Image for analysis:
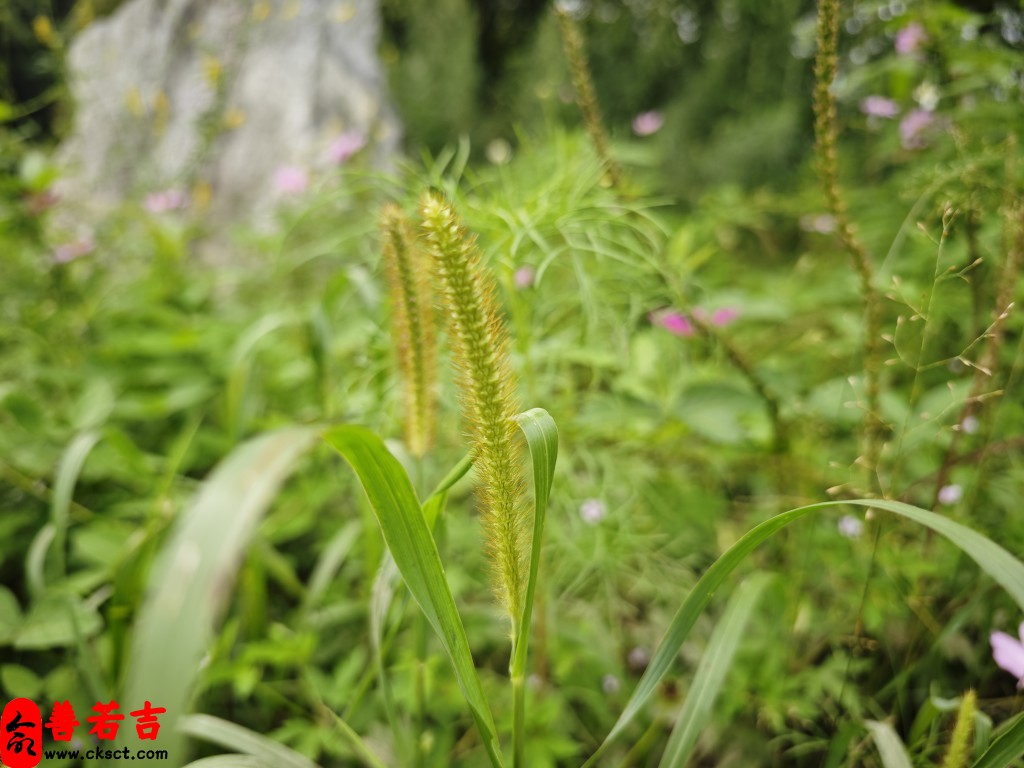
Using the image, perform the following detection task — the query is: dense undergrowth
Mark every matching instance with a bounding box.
[3,1,1024,767]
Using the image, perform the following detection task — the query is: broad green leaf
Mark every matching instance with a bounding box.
[865,720,915,768]
[583,498,1024,765]
[179,714,318,768]
[14,594,102,649]
[322,425,504,768]
[971,712,1024,768]
[0,586,22,645]
[659,573,772,768]
[126,427,319,760]
[1,664,43,699]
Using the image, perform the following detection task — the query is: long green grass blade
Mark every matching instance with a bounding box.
[659,572,772,768]
[179,714,318,768]
[126,427,319,760]
[865,720,915,768]
[182,757,277,768]
[583,498,1024,765]
[509,409,558,768]
[322,425,504,768]
[971,712,1024,768]
[511,408,558,675]
[50,430,101,581]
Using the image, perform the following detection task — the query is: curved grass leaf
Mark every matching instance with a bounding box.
[182,757,277,768]
[179,714,318,768]
[583,498,1024,766]
[510,408,559,768]
[51,431,102,583]
[126,427,319,760]
[322,425,504,768]
[511,408,558,676]
[659,572,772,768]
[865,720,915,768]
[971,712,1024,768]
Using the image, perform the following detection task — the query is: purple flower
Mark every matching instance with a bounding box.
[53,234,95,264]
[655,310,694,337]
[327,130,367,165]
[838,514,864,539]
[859,95,900,119]
[991,623,1024,687]
[961,415,980,434]
[514,266,535,290]
[632,110,664,137]
[711,307,739,326]
[274,165,309,195]
[899,109,936,150]
[938,484,963,505]
[144,189,188,213]
[602,674,621,695]
[580,498,606,525]
[895,22,927,55]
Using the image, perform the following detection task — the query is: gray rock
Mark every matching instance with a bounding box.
[56,0,399,225]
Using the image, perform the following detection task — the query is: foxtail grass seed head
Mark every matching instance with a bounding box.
[380,203,436,458]
[555,6,620,187]
[419,192,529,625]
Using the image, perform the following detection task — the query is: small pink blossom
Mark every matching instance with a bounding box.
[711,307,739,326]
[838,514,864,539]
[859,95,900,119]
[579,498,606,525]
[991,623,1024,687]
[327,130,367,165]
[657,311,695,337]
[632,110,664,137]
[938,484,963,505]
[274,165,309,195]
[899,109,936,150]
[53,234,95,264]
[144,189,188,213]
[602,674,621,695]
[895,22,927,55]
[514,266,535,290]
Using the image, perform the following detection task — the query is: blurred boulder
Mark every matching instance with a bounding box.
[56,0,399,224]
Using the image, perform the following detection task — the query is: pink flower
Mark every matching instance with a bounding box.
[53,234,95,264]
[144,189,188,213]
[895,22,927,55]
[991,623,1024,687]
[632,110,664,137]
[937,484,963,505]
[274,165,309,195]
[899,109,936,150]
[711,307,739,326]
[513,266,535,290]
[327,130,367,165]
[656,310,694,337]
[579,498,606,525]
[859,96,900,119]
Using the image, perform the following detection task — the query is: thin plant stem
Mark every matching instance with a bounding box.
[932,170,1022,507]
[813,0,885,494]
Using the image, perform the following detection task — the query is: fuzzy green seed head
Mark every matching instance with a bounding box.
[380,203,436,458]
[419,192,529,624]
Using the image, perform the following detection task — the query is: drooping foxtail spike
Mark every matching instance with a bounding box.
[380,203,437,458]
[419,192,528,626]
